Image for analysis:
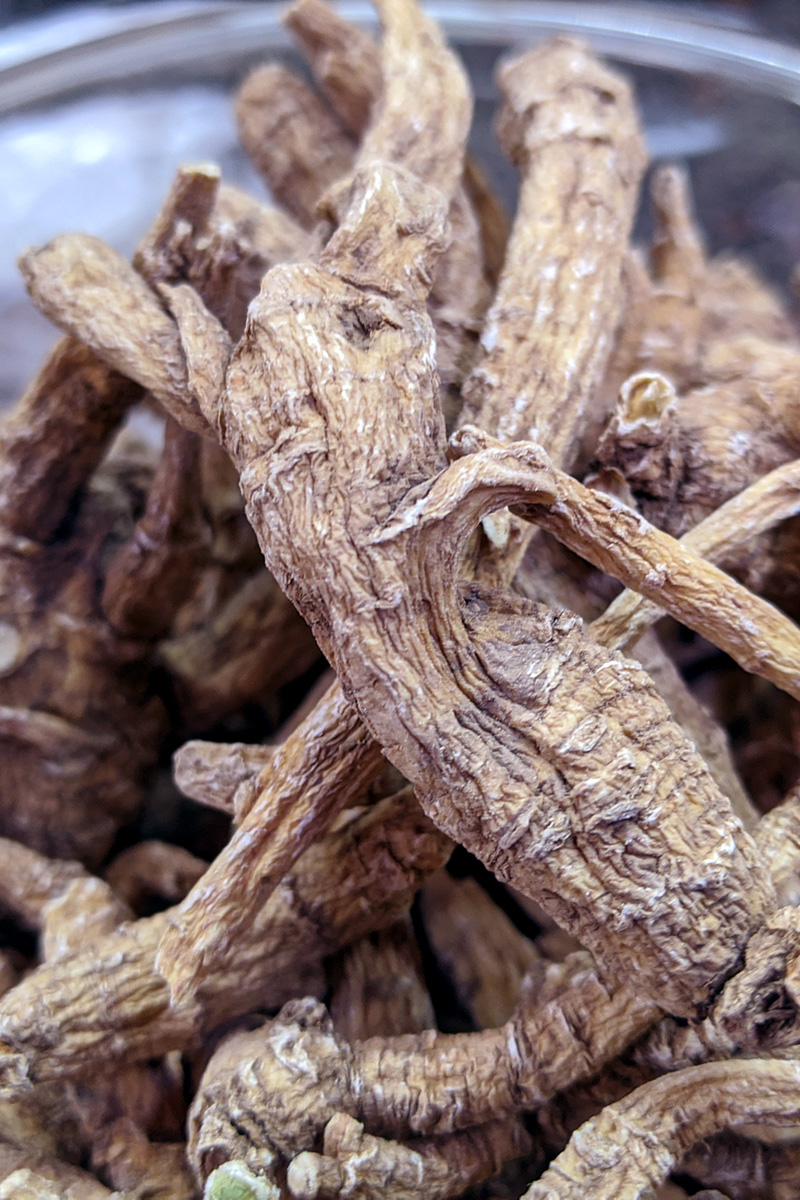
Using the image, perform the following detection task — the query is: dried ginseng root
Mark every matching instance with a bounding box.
[236,63,355,229]
[526,1060,800,1200]
[0,426,170,863]
[21,21,786,1025]
[281,0,492,403]
[680,1129,800,1199]
[328,915,435,1041]
[595,172,800,616]
[305,914,533,1200]
[160,156,781,1020]
[0,165,311,863]
[187,956,655,1188]
[417,870,539,1028]
[286,1112,532,1200]
[0,786,450,1088]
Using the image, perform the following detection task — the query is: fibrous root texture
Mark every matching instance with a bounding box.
[2,1,800,1198]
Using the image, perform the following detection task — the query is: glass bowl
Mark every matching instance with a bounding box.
[3,1,800,404]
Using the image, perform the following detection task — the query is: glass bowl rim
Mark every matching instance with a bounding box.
[4,0,800,116]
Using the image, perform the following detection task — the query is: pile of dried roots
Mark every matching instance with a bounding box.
[3,1,800,1197]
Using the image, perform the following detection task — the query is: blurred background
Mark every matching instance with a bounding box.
[2,0,800,37]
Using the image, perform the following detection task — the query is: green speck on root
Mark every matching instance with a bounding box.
[204,1161,279,1200]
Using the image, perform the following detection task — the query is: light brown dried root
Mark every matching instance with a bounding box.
[753,783,800,906]
[156,683,386,1003]
[86,1117,195,1200]
[104,841,208,913]
[537,914,800,1157]
[286,1112,531,1200]
[0,788,449,1089]
[353,0,470,205]
[101,419,209,639]
[172,739,274,817]
[213,151,780,1016]
[285,0,487,402]
[514,543,757,830]
[418,871,538,1028]
[20,234,208,437]
[526,1060,800,1200]
[328,916,435,1040]
[681,1129,800,1200]
[591,450,800,653]
[235,65,355,229]
[459,37,646,472]
[635,164,706,388]
[160,569,319,732]
[26,160,779,1018]
[21,13,790,1040]
[630,632,757,832]
[285,0,509,285]
[460,427,800,703]
[283,0,381,138]
[0,447,167,863]
[594,344,800,579]
[187,956,656,1183]
[136,168,315,333]
[461,156,510,289]
[0,1161,113,1199]
[0,338,140,543]
[632,163,794,391]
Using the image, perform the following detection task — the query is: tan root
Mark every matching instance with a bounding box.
[526,1060,800,1200]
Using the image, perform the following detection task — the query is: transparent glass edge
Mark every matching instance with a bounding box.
[4,1,800,114]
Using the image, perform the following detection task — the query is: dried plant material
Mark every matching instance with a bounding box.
[31,140,782,1017]
[101,419,208,639]
[17,18,800,1200]
[285,0,490,401]
[156,684,386,1003]
[463,425,800,703]
[595,345,800,556]
[0,431,176,863]
[212,149,781,1018]
[635,164,706,388]
[514,542,756,829]
[0,338,140,543]
[19,234,208,437]
[461,156,510,289]
[286,1112,531,1200]
[681,1130,800,1200]
[236,64,355,229]
[134,167,314,334]
[160,570,319,731]
[86,1117,195,1200]
[633,164,793,390]
[459,38,646,471]
[526,1059,800,1200]
[630,632,757,832]
[711,908,800,1049]
[418,871,538,1028]
[328,916,435,1040]
[591,451,800,653]
[0,788,449,1089]
[753,784,800,906]
[104,841,208,912]
[354,0,470,205]
[283,0,381,138]
[0,1164,113,1199]
[575,249,652,475]
[187,958,656,1184]
[172,740,274,817]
